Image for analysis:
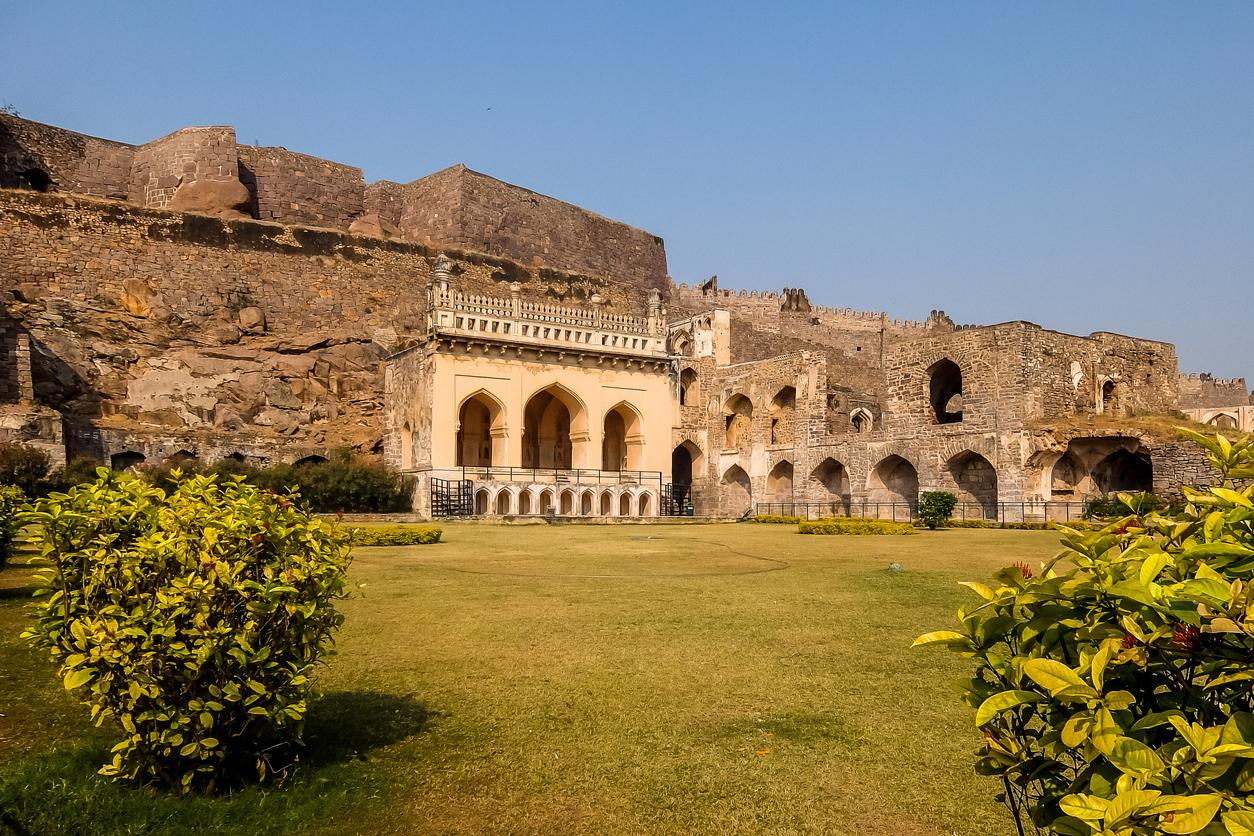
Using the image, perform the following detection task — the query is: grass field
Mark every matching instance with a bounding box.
[0,523,1065,836]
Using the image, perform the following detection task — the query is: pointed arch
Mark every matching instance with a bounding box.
[600,491,613,515]
[810,457,851,514]
[602,400,645,471]
[524,383,590,469]
[850,408,873,434]
[678,367,699,406]
[869,455,919,509]
[947,451,998,519]
[769,386,796,445]
[638,492,651,517]
[927,359,963,424]
[767,459,794,503]
[721,464,752,516]
[619,491,632,516]
[457,389,508,467]
[723,393,754,449]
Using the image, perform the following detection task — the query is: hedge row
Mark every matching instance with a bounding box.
[348,525,443,546]
[798,518,915,536]
[754,514,802,524]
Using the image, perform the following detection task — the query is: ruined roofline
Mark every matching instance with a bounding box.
[1179,372,1249,386]
[0,113,136,149]
[671,283,927,329]
[411,163,665,242]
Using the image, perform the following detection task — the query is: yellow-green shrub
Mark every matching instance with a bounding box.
[916,431,1254,834]
[0,484,25,570]
[348,525,442,546]
[798,518,915,536]
[22,470,353,793]
[754,514,801,524]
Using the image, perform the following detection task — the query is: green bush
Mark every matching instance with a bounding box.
[754,514,802,524]
[916,430,1254,834]
[1084,491,1163,520]
[21,471,353,793]
[0,442,50,496]
[941,518,994,529]
[798,518,915,536]
[144,449,413,514]
[918,490,958,530]
[0,484,26,570]
[348,525,442,546]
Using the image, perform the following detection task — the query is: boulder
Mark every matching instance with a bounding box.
[237,306,266,332]
[120,279,157,317]
[347,211,398,239]
[169,179,253,219]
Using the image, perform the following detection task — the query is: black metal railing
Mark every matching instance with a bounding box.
[431,477,473,517]
[661,484,694,517]
[432,466,664,487]
[753,501,1094,523]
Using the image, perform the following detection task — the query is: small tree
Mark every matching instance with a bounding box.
[22,470,353,793]
[916,431,1254,835]
[0,442,50,496]
[0,484,25,570]
[918,490,958,530]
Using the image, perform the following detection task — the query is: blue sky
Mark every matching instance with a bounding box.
[4,1,1252,382]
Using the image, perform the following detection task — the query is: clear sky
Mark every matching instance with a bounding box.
[4,2,1251,383]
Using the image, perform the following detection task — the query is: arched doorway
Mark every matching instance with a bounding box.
[723,394,753,449]
[721,465,752,517]
[602,402,644,471]
[948,451,998,519]
[769,387,796,445]
[110,451,146,471]
[1051,453,1082,498]
[524,385,587,470]
[928,359,963,424]
[619,492,632,516]
[810,458,851,515]
[457,392,505,468]
[560,490,575,515]
[600,491,612,515]
[519,491,534,515]
[766,460,794,504]
[638,493,651,517]
[1093,449,1152,494]
[538,489,555,515]
[580,491,594,516]
[475,489,490,516]
[869,455,919,515]
[1210,413,1239,430]
[495,490,512,515]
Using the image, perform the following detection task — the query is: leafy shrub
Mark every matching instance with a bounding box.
[42,455,111,494]
[754,514,802,524]
[22,471,353,793]
[916,430,1254,835]
[143,449,413,514]
[0,442,50,496]
[798,518,915,536]
[918,490,958,530]
[942,518,994,529]
[0,484,26,570]
[1084,491,1164,520]
[348,525,442,546]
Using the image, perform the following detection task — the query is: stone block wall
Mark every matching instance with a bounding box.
[237,145,365,229]
[1178,374,1251,408]
[128,126,240,208]
[0,114,134,198]
[397,164,668,293]
[363,180,408,229]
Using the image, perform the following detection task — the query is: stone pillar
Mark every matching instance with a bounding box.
[646,288,662,334]
[510,281,522,319]
[432,254,453,298]
[16,331,34,405]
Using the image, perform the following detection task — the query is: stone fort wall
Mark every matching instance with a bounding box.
[1178,373,1251,409]
[0,114,667,295]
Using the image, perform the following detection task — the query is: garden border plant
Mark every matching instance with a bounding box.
[916,431,1254,835]
[21,469,354,794]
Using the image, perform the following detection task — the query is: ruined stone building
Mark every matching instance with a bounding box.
[1,113,1248,518]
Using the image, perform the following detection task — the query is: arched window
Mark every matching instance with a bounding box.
[927,359,963,424]
[850,408,873,434]
[1099,379,1118,415]
[723,394,753,449]
[769,387,796,445]
[679,367,698,406]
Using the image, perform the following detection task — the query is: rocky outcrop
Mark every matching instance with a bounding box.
[168,179,252,219]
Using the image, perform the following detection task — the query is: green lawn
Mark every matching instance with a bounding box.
[0,523,1064,836]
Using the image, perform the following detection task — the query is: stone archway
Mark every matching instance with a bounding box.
[869,455,919,514]
[457,390,507,468]
[1093,449,1152,494]
[721,464,752,517]
[948,451,998,519]
[810,457,851,515]
[602,401,645,472]
[524,384,588,470]
[769,386,796,445]
[766,459,794,503]
[723,394,753,450]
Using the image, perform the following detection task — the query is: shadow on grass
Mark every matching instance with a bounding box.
[0,691,435,836]
[0,585,38,601]
[302,690,434,765]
